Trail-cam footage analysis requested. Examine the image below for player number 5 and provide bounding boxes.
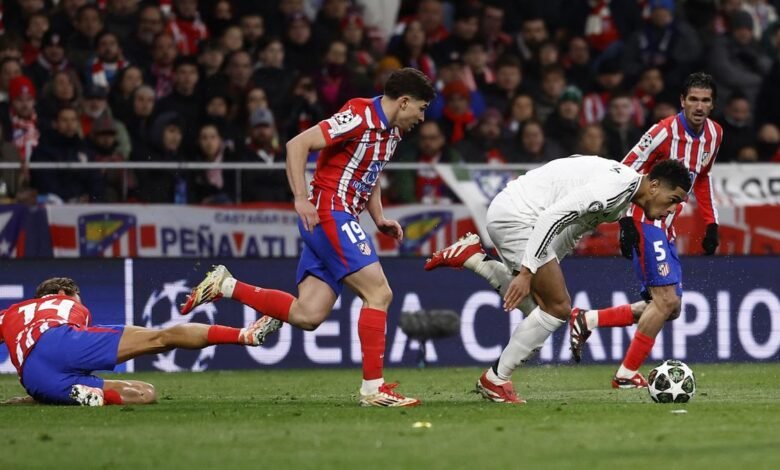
[341,221,366,244]
[653,240,667,261]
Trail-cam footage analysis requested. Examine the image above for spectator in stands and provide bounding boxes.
[515,118,565,162]
[562,36,593,93]
[483,55,526,115]
[633,66,666,121]
[373,55,402,94]
[544,86,583,155]
[108,65,144,125]
[204,92,241,154]
[391,120,460,204]
[253,38,295,122]
[432,5,480,65]
[315,39,368,115]
[80,84,131,159]
[650,89,680,121]
[534,64,567,124]
[622,0,702,88]
[506,93,536,136]
[104,0,141,44]
[743,0,778,40]
[456,108,512,164]
[21,12,50,67]
[49,0,85,39]
[132,111,185,203]
[240,13,266,58]
[123,4,166,67]
[582,57,644,127]
[36,69,81,133]
[479,3,514,66]
[284,13,321,74]
[514,16,550,82]
[440,80,477,144]
[1,76,40,164]
[24,30,69,93]
[196,41,225,81]
[603,91,643,161]
[191,122,238,204]
[756,123,780,161]
[284,75,326,143]
[217,50,254,110]
[242,108,290,202]
[31,105,102,203]
[340,12,376,77]
[756,59,780,127]
[147,32,178,98]
[462,41,494,92]
[0,57,23,103]
[315,0,352,46]
[86,31,128,89]
[125,85,156,163]
[576,123,608,156]
[85,114,131,202]
[416,0,449,47]
[710,10,773,108]
[167,0,209,56]
[219,25,244,54]
[207,0,235,38]
[388,19,436,81]
[0,122,24,199]
[67,4,104,73]
[718,92,756,162]
[156,56,202,153]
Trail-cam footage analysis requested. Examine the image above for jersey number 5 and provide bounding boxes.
[17,299,76,325]
[653,240,667,261]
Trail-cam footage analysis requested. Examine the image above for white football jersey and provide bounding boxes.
[501,155,643,273]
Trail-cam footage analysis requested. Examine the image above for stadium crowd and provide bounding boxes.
[1,0,779,206]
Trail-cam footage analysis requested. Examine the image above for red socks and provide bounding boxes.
[232,281,294,322]
[598,304,634,327]
[358,308,387,380]
[622,330,655,371]
[104,389,123,405]
[207,325,242,344]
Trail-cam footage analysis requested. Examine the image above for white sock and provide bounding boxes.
[361,378,384,395]
[469,258,538,315]
[220,277,237,298]
[486,366,507,385]
[496,307,565,379]
[585,309,599,330]
[616,364,637,379]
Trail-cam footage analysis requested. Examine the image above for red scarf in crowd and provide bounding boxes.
[10,110,39,163]
[167,14,208,56]
[443,108,475,144]
[91,58,128,88]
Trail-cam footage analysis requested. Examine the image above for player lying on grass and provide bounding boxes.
[424,156,691,403]
[569,73,722,389]
[0,277,280,406]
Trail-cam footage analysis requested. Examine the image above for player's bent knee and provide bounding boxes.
[545,299,572,320]
[653,290,681,319]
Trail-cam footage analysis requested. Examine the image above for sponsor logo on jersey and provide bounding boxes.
[657,262,670,277]
[357,241,372,256]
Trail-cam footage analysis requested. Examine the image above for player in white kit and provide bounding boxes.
[425,155,691,403]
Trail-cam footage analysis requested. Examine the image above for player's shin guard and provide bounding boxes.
[619,330,655,376]
[496,307,564,380]
[230,281,294,322]
[597,304,634,328]
[358,308,387,384]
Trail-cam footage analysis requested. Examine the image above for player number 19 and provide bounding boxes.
[341,221,366,244]
[653,240,667,261]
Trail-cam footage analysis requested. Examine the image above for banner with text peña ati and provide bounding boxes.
[2,257,778,374]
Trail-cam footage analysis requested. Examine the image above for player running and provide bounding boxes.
[569,72,723,388]
[181,68,435,407]
[425,156,692,403]
[0,277,281,406]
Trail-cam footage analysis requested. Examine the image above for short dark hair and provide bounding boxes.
[649,159,692,193]
[682,72,717,101]
[384,68,436,102]
[36,277,80,298]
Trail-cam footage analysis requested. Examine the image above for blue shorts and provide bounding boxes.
[296,210,379,295]
[632,222,683,300]
[21,324,124,404]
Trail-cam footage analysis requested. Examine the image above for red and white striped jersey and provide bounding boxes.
[312,97,402,215]
[0,295,91,377]
[622,112,723,239]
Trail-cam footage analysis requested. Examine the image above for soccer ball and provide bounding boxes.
[647,360,696,403]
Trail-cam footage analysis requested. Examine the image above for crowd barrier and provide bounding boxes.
[1,257,777,374]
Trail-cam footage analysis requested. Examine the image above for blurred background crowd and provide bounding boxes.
[1,0,780,206]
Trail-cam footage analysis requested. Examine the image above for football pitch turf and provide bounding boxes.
[2,364,779,469]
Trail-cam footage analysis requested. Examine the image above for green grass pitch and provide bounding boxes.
[2,364,779,469]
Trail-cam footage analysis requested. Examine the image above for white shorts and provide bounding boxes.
[486,190,582,273]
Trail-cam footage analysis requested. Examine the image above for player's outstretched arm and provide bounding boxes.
[286,126,327,232]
